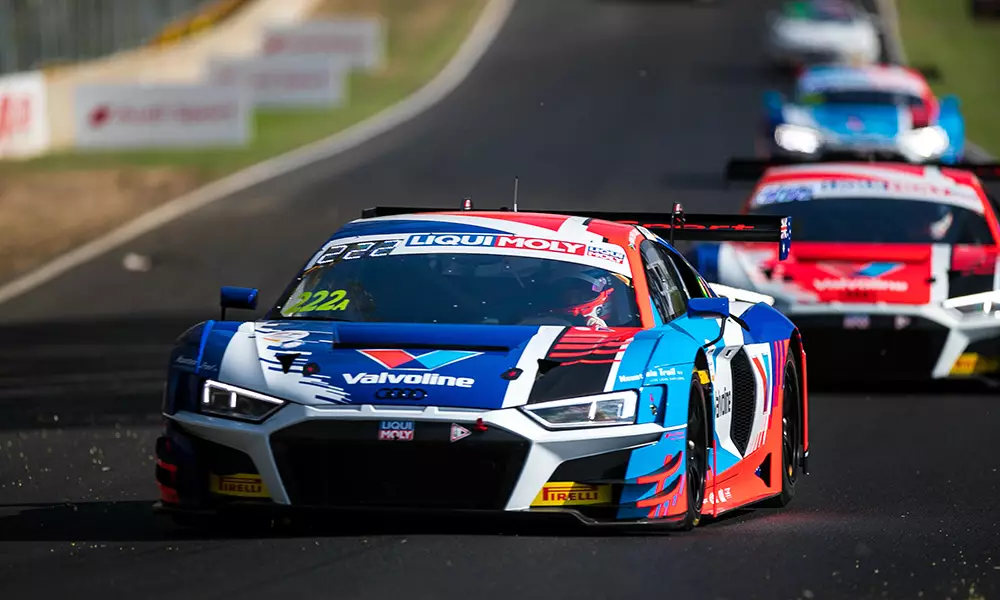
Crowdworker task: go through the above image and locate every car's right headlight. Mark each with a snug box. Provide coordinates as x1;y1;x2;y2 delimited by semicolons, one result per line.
201;380;287;422
775;124;821;154
942;291;1000;318
522;390;638;429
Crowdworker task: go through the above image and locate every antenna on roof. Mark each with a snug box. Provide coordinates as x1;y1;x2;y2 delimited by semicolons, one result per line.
513;176;519;212
669;203;685;246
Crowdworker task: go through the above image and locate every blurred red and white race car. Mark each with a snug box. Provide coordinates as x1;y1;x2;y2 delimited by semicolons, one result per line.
696;158;1000;382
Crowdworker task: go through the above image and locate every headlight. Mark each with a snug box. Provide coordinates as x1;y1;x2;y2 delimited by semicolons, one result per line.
775;124;821;154
201;380;286;422
522;390;638;429
898;126;949;162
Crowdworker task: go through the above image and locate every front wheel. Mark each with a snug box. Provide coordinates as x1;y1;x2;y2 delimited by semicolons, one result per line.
762;351;802;508
680;376;710;530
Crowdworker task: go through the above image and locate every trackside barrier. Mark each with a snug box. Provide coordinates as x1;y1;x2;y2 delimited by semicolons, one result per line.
74;84;252;149
0;71;50;159
260;18;386;71
206;55;352;108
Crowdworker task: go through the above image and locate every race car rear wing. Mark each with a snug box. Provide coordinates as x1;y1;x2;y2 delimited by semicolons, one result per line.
725;157;1000;182
362;203;793;260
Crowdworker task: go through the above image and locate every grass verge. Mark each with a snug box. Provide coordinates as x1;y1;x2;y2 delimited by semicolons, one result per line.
896;0;1000;157
0;0;487;283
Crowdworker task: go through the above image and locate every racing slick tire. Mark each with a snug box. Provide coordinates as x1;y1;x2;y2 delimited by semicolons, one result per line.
761;351;802;508
680;374;710;530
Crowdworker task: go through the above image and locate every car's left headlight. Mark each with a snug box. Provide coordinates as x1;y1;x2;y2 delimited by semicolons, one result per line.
522;390;638;429
942;291;1000;318
775;124;822;155
201;380;287;422
898;126;949;162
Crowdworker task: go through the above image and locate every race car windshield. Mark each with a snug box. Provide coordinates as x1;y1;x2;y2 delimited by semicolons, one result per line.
798;90;924;107
749;197;995;244
274;243;643;327
784;1;856;22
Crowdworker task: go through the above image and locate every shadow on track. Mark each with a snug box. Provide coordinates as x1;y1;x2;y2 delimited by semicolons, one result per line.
0;499;767;542
0;311;251;431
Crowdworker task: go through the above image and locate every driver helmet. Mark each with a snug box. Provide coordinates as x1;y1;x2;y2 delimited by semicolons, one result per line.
548;270;618;329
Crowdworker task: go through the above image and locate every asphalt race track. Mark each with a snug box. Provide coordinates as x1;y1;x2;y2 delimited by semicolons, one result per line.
2;0;999;598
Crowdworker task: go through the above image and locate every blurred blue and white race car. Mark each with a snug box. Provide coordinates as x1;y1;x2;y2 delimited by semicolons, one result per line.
760;64;965;164
766;0;881;70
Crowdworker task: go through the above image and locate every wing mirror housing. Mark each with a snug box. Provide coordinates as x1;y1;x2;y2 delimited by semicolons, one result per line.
220;286;259;320
688;296;730;318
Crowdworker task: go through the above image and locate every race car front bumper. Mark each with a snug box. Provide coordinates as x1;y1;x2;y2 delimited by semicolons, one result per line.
155;402;685;526
786;304;1000;381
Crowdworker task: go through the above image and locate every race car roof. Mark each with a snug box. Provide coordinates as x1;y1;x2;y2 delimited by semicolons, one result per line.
751;163;988;214
798;65;929;96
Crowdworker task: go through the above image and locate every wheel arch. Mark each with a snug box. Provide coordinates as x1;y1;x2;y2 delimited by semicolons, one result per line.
789;328;809;474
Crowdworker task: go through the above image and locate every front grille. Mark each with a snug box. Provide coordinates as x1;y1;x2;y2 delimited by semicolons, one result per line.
795;315;950;377
270;420;530;510
730;348;756;456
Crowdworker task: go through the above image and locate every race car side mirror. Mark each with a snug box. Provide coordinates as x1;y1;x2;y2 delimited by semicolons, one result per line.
688;297;730;318
940;95;960;111
220;286;259;320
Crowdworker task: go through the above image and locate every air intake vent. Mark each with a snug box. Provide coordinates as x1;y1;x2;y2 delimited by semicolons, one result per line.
729;348;757;456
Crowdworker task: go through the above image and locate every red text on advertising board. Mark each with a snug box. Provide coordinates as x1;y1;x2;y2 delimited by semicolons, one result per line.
0;94;31;140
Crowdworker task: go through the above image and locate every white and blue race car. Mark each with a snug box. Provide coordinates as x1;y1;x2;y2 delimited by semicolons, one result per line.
761;64;965;164
155;204;809;530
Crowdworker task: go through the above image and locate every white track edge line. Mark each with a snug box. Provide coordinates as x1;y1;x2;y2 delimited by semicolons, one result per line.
0;0;517;307
875;0;994;161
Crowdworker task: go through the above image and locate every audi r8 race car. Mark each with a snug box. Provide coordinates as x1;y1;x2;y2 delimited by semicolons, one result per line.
766;0;881;70
155;203;809;530
700;157;1000;382
761;64;965;164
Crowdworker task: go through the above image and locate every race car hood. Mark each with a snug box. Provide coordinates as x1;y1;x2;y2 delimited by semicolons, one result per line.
208;320;644;410
807;103;906;139
725;242;934;305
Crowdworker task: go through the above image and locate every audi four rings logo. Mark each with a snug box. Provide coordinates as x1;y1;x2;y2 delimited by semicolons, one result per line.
375;388;428;400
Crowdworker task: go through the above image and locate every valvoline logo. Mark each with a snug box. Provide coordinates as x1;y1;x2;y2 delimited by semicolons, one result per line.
358;349;482;371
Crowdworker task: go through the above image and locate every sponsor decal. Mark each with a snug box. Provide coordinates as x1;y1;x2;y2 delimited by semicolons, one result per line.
358;349;481;371
531;482;612;507
378;420;414;441
716;389;732;418
753;185;814;205
949;353;1000;376
344;372;474;388
585;245;626;264
210;473;269;498
406;234;585;256
259;330;311;345
704;487;732;505
375;387;427;400
450;423;471;442
846;116;865;132
618;373;643;384
173;356;219;372
813;262;908;293
313;239;399;266
284;289;350;314
843;314;871;330
643;366;685;382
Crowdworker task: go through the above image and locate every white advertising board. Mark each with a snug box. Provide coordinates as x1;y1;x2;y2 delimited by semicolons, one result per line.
0;71;50;159
207;55;350;108
261;18;385;71
74;84;251;149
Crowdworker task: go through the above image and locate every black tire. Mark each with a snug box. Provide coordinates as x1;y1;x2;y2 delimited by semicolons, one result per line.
680;376;710;530
761;351;802;508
